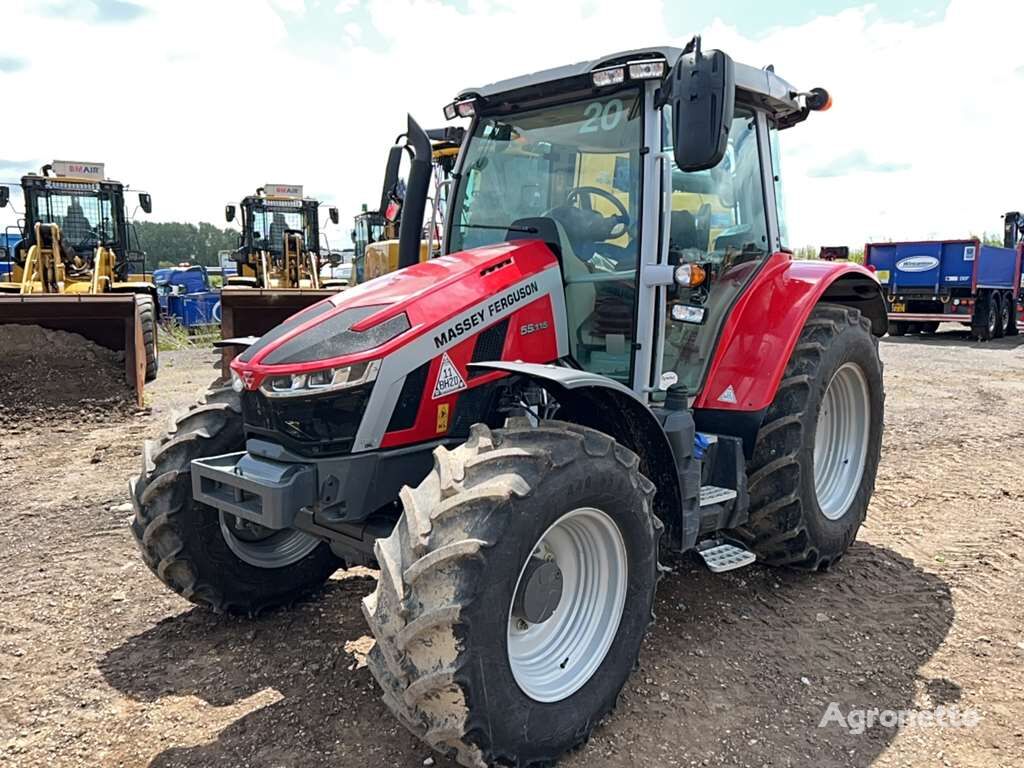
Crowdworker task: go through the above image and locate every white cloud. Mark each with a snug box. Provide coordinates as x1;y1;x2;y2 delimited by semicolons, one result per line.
270;0;307;15
704;2;1024;244
334;0;359;13
1;0;1020;250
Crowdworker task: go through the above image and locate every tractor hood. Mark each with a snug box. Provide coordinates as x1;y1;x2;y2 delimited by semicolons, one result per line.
231;239;561;387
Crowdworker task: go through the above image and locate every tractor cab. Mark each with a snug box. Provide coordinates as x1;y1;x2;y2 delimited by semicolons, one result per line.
442;42;833;398
225;185;340;290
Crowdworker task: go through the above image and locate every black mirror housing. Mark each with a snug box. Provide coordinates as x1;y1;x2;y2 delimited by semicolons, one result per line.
0;186;8;208
669;45;735;172
329;206;339;225
138;192;152;214
225;204;236;223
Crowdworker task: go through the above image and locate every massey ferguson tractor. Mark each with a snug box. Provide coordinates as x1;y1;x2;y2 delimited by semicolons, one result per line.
131;40;886;767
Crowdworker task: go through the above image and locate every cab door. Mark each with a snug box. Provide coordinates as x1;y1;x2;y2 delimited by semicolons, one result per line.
657;106;781;397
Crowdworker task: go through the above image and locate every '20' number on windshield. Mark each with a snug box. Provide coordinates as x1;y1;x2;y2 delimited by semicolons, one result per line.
579;99;624;134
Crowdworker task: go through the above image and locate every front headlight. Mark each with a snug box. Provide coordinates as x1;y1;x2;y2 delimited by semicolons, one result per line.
260;359;380;398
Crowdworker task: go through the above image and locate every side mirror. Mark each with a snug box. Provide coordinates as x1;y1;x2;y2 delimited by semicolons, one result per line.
0;186;8;208
668;39;735;172
329;206;339;225
225;204;235;223
138;192;152;214
350;228;357;241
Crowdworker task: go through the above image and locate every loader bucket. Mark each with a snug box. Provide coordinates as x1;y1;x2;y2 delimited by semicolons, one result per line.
219;287;338;374
0;293;146;406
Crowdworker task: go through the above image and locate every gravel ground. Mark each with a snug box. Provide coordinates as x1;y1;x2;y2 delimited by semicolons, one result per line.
1;328;1022;768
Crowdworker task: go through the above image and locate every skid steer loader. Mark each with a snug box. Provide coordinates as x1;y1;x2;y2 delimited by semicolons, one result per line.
0;161;158;405
350;126;463;284
131;39;887;768
219;185;340;369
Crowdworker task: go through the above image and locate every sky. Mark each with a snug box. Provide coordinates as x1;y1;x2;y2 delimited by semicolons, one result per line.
1;0;1021;249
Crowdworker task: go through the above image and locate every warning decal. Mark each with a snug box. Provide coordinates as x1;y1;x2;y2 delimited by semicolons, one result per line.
432;353;467;399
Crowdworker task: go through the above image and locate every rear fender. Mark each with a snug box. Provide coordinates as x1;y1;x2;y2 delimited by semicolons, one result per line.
469;361;683;535
694;253;885;414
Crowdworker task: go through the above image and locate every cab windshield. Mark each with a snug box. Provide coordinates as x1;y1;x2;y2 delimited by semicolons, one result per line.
449;89;644;383
33;190;116;251
249;203;312;254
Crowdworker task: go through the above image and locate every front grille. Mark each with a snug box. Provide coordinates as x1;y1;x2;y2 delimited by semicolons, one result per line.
241;383;373;456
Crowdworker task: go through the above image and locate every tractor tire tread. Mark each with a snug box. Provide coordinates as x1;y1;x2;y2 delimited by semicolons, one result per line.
362;419;659;768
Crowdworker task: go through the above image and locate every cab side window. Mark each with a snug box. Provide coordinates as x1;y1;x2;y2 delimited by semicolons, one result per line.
661;106;771;394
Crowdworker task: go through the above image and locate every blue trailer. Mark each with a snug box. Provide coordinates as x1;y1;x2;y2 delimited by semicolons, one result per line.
154;265;221;329
865;214;1024;340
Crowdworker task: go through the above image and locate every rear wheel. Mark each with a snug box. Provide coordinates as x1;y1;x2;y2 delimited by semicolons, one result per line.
129;387;341;614
735;303;883;569
136;294;159;382
362;420;660;768
1006;292;1019;336
994;293;1008;339
972;292;998;341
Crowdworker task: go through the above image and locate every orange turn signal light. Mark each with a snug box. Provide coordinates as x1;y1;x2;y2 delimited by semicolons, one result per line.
674;263;707;288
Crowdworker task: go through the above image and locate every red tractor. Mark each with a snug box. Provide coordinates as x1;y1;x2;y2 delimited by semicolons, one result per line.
131;39;886;768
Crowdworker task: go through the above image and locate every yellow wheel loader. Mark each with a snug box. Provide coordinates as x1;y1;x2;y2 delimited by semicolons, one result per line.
0;161;158;405
219;185;340;370
350;125;463;284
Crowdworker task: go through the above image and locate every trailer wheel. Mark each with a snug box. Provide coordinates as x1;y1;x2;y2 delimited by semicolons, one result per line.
735;303;883;569
994;292;1008;339
972;292;998;341
362;420;660;768
1006;292;1019;336
889;320;908;337
136;294;159;382
129;387;342;614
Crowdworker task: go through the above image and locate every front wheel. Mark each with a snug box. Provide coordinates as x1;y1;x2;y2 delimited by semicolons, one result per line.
129;387;342;614
136;294;159;382
735;303;884;569
362;420;660;768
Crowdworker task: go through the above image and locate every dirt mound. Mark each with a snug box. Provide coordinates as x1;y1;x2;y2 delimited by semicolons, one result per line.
0;324;135;425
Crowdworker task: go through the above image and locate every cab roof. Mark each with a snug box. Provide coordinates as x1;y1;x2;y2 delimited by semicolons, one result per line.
456;45;804;121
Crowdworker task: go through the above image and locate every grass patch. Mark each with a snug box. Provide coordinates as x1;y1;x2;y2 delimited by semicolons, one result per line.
159;318;221;351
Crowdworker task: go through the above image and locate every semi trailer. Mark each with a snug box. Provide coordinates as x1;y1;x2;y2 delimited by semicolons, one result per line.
865;212;1024;340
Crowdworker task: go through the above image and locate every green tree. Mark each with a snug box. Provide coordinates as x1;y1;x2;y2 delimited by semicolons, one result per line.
132;221;239;270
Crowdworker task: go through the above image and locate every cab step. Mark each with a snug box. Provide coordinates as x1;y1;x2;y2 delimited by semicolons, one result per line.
696;540;756;573
699;485;737;507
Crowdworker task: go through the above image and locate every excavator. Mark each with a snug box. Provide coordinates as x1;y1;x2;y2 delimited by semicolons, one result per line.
0;161;158;404
349;126;463;284
219;184;340;368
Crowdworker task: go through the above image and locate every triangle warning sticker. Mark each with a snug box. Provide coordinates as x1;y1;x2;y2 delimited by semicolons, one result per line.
432;352;467;399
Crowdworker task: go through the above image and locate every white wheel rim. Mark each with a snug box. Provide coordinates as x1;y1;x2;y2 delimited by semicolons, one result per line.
219;512;320;569
813;362;871;521
507;507;628;703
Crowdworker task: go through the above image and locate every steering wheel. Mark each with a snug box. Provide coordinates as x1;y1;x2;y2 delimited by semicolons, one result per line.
566;186;630;238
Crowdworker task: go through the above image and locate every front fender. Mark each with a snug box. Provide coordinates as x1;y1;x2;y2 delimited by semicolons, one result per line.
468;361;683;534
693;253;885;413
